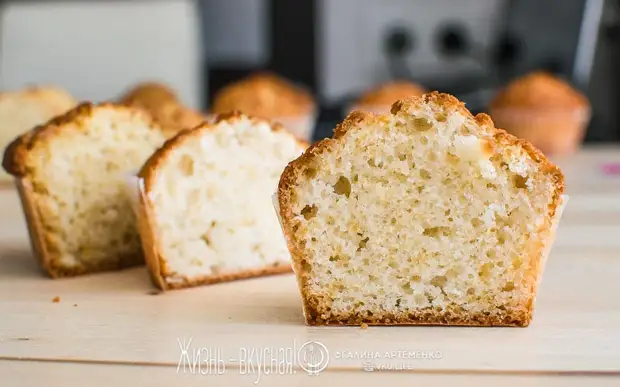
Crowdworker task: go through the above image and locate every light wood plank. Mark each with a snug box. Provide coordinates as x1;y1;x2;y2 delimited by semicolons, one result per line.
1;246;619;372
2;360;619;387
0;146;619;378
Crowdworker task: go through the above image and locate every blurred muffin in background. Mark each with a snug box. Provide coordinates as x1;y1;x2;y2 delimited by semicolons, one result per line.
0;86;77;184
489;72;590;156
147;102;208;135
210;72;316;141
119;82;209;134
119;82;178;109
348;80;427;114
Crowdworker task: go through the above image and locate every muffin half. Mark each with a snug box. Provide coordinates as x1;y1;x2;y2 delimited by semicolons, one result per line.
136;113;307;290
2;103;169;277
278;92;566;327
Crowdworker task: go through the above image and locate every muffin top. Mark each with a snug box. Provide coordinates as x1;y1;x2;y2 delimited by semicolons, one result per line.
210;72;314;119
119;82;179;109
490;72;589;110
354;80;427;107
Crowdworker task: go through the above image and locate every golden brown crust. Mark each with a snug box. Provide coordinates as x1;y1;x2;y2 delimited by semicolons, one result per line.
3;102;98;176
14;178;55;277
302;304;531;327
139;111;308;193
390;92;565;197
490;71;589;110
354;80;427;107
15;176;143;278
119;82;208;135
138;111;306;290
164;265;293;290
278;91;565;327
118;82;179;108
210;72;314;119
3;102;168;278
134;178;167;289
3;102;169;177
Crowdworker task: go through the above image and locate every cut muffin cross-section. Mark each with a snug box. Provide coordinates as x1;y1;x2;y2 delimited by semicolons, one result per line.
277;92;566;327
136;113;307;290
2;103;171;277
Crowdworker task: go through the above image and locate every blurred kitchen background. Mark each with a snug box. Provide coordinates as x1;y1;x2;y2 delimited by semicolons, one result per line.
1;0;619;142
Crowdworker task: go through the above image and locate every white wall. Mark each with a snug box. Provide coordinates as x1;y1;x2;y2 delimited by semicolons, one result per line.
0;0;203;108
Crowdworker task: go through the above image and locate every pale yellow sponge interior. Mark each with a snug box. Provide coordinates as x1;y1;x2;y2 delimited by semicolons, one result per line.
26;107;166;272
283;97;563;325
146;117;305;285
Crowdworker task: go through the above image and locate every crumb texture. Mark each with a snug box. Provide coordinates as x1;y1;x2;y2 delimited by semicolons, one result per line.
280;93;564;326
11;105;166;275
144;115;305;285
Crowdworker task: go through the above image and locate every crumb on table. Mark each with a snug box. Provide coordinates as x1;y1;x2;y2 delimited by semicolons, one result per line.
361;323;368;329
52;296;60;303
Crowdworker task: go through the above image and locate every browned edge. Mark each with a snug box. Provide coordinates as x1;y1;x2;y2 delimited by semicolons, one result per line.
137;111;308;291
277;91;565;326
1;102;172;278
2;102;169;177
14;178;57;278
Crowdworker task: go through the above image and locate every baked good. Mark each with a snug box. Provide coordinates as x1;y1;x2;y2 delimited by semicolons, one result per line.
211;72;314;119
2;103;169;277
0;86;77;184
136;112;307;290
143;102;208;134
119;82;208;133
277;92;566;327
489;72;590;155
351;80;427;114
210;72;316;141
119;82;178;108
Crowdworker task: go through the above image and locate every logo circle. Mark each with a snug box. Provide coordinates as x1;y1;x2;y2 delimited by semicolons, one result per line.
362;360;374;372
298;341;329;375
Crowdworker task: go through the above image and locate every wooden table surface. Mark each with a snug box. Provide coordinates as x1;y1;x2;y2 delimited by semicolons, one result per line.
1;146;620;386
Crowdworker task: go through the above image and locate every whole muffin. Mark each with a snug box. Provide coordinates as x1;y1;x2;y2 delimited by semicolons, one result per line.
210;72;316;141
489;72;590;155
119;82;178;109
119;82;209;134
349;80;427;114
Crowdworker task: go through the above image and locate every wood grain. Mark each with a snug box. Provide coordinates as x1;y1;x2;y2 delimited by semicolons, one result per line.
2;360;620;387
1;146;619;384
